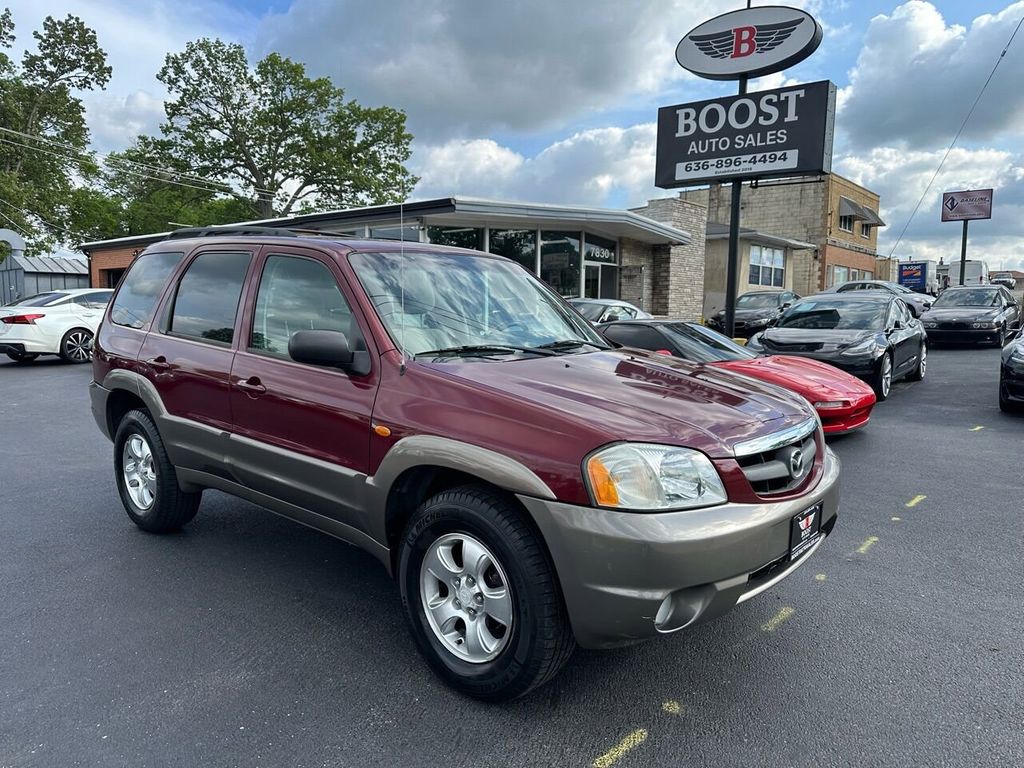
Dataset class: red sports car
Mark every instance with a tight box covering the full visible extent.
[599,319,876,434]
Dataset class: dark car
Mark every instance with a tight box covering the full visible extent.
[706,290,800,338]
[823,280,933,318]
[599,319,877,435]
[1000,333,1024,412]
[920,285,1021,347]
[89,227,839,701]
[747,291,926,401]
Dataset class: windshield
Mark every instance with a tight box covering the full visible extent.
[570,301,605,321]
[350,251,606,357]
[933,288,1001,307]
[736,293,780,309]
[5,292,69,307]
[663,323,758,363]
[776,299,887,330]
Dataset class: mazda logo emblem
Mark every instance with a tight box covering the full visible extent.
[789,449,806,479]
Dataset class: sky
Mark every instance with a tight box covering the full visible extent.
[4,0,1024,271]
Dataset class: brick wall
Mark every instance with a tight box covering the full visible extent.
[87,245,142,288]
[619,237,655,312]
[631,197,708,319]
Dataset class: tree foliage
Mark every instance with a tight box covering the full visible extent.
[0,9,110,253]
[155,39,417,219]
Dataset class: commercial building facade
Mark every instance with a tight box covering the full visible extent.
[82,196,712,320]
[681,173,886,297]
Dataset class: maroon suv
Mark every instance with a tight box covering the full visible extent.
[90,228,840,700]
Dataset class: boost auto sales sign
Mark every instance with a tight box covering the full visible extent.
[655,80,836,188]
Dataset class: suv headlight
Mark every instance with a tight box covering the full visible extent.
[585,444,728,511]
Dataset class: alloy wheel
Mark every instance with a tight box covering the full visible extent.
[420,532,513,663]
[881,354,892,398]
[64,330,93,362]
[919,344,927,377]
[122,433,157,510]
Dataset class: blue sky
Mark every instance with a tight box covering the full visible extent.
[5,0,1024,270]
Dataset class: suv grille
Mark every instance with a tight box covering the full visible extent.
[734,420,818,496]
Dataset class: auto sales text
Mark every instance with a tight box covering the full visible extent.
[675,89,805,155]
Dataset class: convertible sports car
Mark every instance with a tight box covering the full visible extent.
[599,319,876,434]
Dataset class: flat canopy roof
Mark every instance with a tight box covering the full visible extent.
[80,197,691,252]
[705,221,817,251]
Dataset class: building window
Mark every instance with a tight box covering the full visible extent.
[427,226,484,251]
[540,231,581,297]
[838,215,854,232]
[832,265,849,286]
[863,270,873,279]
[749,245,784,287]
[488,229,537,272]
[860,222,871,239]
[369,224,419,241]
[851,269,860,281]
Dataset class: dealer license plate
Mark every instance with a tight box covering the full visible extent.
[790,503,823,561]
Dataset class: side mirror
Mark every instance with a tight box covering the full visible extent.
[781,301,792,309]
[289,329,354,369]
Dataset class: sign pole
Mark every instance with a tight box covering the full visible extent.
[724,73,748,339]
[958,220,968,286]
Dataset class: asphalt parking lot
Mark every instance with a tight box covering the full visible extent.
[1,348,1022,768]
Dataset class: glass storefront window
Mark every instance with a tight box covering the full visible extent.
[369,224,420,241]
[584,233,617,264]
[541,231,581,298]
[427,226,485,251]
[488,229,536,272]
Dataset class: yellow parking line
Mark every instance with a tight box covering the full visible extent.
[592,729,648,768]
[891,516,901,522]
[970,425,985,432]
[814,573,827,581]
[761,606,795,632]
[857,536,879,554]
[905,494,926,508]
[661,700,682,715]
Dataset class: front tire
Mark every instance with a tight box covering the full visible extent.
[398,485,574,701]
[113,409,201,533]
[995,325,1006,348]
[872,352,893,401]
[59,327,93,363]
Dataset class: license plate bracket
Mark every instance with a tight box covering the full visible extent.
[790,502,823,561]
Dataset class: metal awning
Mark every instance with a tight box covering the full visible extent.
[839,197,886,227]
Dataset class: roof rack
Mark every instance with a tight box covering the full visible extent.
[165,225,300,240]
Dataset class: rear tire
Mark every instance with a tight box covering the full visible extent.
[872,352,893,401]
[398,485,574,701]
[59,327,93,363]
[6,351,40,363]
[113,409,201,533]
[907,342,927,381]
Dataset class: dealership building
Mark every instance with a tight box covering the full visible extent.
[81,196,711,319]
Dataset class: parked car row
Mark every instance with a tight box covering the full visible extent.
[0,288,113,363]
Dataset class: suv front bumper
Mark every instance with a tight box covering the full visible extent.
[518,447,840,649]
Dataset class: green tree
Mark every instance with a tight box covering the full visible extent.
[155,38,417,219]
[0,9,111,253]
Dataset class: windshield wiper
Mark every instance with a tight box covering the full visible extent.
[534,339,609,351]
[414,344,557,359]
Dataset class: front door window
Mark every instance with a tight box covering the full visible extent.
[584,264,600,299]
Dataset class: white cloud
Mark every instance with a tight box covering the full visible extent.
[838,1,1024,149]
[411,124,663,208]
[835,145,1024,271]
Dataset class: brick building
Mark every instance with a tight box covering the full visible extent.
[81,196,711,320]
[680,173,887,297]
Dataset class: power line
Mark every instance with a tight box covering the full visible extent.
[887,14,1023,258]
[0,135,235,197]
[0,125,279,196]
[0,206,28,235]
[0,197,77,238]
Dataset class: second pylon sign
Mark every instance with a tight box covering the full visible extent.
[655,80,836,188]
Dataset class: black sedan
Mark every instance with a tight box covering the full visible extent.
[1000,333,1024,413]
[746,291,926,400]
[919,286,1021,347]
[823,279,933,317]
[706,290,799,338]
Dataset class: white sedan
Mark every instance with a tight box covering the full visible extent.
[0,288,113,364]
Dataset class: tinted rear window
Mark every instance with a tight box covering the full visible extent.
[169,252,251,345]
[8,292,69,307]
[110,252,184,329]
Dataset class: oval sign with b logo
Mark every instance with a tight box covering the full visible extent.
[675,6,823,81]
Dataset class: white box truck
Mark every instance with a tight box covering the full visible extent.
[946,259,989,287]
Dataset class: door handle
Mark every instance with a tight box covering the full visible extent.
[236,376,267,396]
[145,356,171,371]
